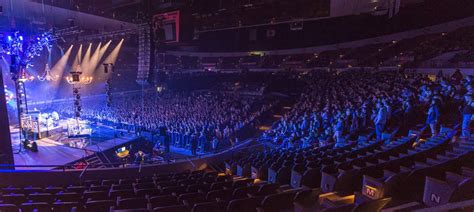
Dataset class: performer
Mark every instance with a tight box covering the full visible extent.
[134,150,148,164]
[152,140,161,156]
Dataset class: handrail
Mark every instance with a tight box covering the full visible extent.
[78,163,90,179]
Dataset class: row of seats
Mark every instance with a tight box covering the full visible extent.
[0,168,312,212]
[225,124,474,211]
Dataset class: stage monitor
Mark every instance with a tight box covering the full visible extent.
[153,10,180,44]
[117,146,127,153]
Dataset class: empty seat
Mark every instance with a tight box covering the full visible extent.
[44,187,63,194]
[109,189,136,199]
[293,167,321,189]
[352,197,391,212]
[29,193,55,204]
[191,201,225,212]
[237,163,252,177]
[232,185,259,199]
[23,187,43,195]
[153,205,190,212]
[84,180,101,187]
[231,179,253,190]
[1,188,22,195]
[136,188,161,197]
[178,192,206,206]
[251,163,269,180]
[66,186,86,194]
[293,189,321,212]
[177,179,196,187]
[52,202,82,212]
[361,169,404,200]
[85,200,115,212]
[259,192,296,212]
[115,198,148,210]
[320,166,359,193]
[162,186,186,196]
[2,194,27,206]
[55,192,82,202]
[119,179,135,185]
[90,185,110,192]
[113,209,149,212]
[83,191,108,202]
[149,195,179,208]
[0,204,19,212]
[186,184,209,193]
[156,181,178,189]
[423,173,474,207]
[227,198,258,212]
[209,182,232,191]
[271,166,292,185]
[134,182,156,190]
[254,183,280,197]
[112,184,134,191]
[20,202,51,212]
[102,180,119,186]
[206,189,232,201]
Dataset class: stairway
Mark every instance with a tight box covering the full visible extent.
[84,154,107,168]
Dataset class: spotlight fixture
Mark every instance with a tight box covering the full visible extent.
[103,63,114,73]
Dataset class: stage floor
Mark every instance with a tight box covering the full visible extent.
[11,124,137,170]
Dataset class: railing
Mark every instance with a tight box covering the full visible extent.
[0,137,256,171]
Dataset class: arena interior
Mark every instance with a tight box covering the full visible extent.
[1,0,474,211]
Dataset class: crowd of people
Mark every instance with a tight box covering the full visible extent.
[47,90,273,154]
[37,68,474,157]
[261,69,473,149]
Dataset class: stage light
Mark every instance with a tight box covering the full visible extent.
[19,36,23,41]
[7,35,12,41]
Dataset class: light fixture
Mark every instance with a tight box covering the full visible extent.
[66,65,93,85]
[37,63,58,81]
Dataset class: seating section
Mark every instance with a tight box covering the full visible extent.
[223,124,474,211]
[0,169,311,212]
[160,25,474,72]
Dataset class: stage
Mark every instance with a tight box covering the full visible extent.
[11,122,138,170]
[9,119,200,170]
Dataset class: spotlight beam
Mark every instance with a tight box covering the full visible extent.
[85,42,102,74]
[97,39,124,80]
[48,45,73,99]
[73,44,83,67]
[81,43,92,70]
